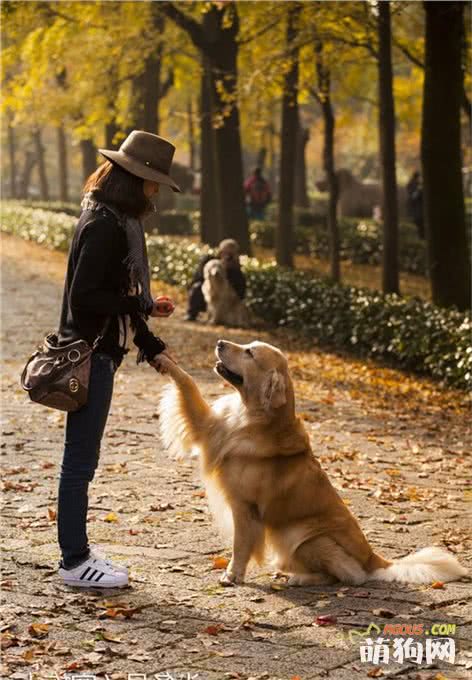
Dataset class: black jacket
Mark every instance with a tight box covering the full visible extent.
[58,206,165,367]
[191,254,246,299]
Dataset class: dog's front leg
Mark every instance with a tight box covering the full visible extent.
[158,355,211,432]
[221,502,263,586]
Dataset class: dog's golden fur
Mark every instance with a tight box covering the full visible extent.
[159,340,466,587]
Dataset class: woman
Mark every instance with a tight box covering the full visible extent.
[56,130,179,588]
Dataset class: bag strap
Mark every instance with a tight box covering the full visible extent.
[92,316,111,350]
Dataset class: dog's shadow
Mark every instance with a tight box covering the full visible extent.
[230,573,471,639]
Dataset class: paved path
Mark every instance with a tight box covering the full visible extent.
[1,234,471,680]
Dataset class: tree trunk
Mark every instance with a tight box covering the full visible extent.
[268,120,277,196]
[105,120,120,148]
[57,125,69,203]
[19,149,36,199]
[32,128,49,201]
[276,4,301,268]
[187,97,197,172]
[7,123,17,198]
[421,1,470,310]
[316,43,340,282]
[206,9,250,252]
[129,12,172,135]
[161,1,250,252]
[200,57,222,246]
[294,112,310,209]
[323,103,339,282]
[378,1,399,295]
[80,138,98,182]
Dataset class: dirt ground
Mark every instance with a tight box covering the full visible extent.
[1,233,471,680]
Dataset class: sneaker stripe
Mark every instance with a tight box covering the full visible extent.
[87,569,98,581]
[80,566,91,580]
[95,572,104,582]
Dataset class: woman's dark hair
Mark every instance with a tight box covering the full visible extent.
[83,160,153,218]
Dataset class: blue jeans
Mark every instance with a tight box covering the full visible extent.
[58,352,115,568]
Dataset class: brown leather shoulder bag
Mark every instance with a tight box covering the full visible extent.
[21,324,109,412]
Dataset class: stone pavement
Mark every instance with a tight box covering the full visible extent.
[1,234,471,680]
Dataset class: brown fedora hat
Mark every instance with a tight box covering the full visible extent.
[98,130,181,192]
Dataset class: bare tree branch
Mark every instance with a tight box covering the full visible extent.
[159,1,205,51]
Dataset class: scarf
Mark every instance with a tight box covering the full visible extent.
[81,192,154,315]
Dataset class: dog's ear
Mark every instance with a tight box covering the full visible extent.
[261,369,286,410]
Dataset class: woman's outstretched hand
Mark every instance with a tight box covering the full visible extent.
[150,295,175,318]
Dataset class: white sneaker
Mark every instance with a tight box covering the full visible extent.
[59,555,128,588]
[90,548,128,574]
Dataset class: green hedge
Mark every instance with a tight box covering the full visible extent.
[250,218,428,276]
[2,202,470,389]
[155,210,199,236]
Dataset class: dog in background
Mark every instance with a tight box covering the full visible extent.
[202,259,251,328]
[158,340,466,587]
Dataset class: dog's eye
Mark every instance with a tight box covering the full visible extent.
[245,348,253,358]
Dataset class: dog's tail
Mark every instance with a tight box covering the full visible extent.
[367,547,467,584]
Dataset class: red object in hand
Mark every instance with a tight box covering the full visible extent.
[153,295,175,317]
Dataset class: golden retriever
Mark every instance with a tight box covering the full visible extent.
[202,259,250,328]
[158,340,467,587]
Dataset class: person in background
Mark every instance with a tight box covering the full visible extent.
[244,167,272,221]
[406,170,424,239]
[185,239,246,322]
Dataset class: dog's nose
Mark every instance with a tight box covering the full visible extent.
[216,340,225,352]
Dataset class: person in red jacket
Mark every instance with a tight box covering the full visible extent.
[244,167,272,220]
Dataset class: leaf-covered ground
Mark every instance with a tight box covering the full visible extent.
[1,234,471,680]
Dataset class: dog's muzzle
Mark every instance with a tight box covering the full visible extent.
[215,360,243,386]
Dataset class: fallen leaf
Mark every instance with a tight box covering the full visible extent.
[84,651,102,666]
[372,608,395,618]
[203,624,224,636]
[103,512,119,523]
[431,581,445,589]
[149,502,174,512]
[128,651,152,662]
[314,615,337,627]
[65,660,83,671]
[367,669,384,678]
[28,623,49,638]
[0,632,18,649]
[47,507,56,521]
[100,631,123,643]
[23,648,37,662]
[211,556,229,570]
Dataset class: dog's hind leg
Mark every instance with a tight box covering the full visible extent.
[288,573,336,586]
[291,535,366,586]
[221,502,264,586]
